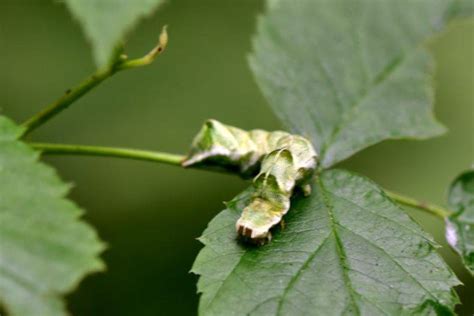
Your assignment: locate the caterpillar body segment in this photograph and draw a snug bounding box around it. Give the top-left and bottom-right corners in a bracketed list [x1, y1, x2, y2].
[182, 119, 318, 244]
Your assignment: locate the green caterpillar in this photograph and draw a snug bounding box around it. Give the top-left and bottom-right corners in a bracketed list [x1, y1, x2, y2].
[182, 119, 318, 244]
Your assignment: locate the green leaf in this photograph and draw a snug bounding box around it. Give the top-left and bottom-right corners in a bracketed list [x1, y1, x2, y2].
[446, 169, 474, 274]
[249, 0, 456, 168]
[64, 0, 164, 68]
[0, 116, 105, 316]
[192, 170, 460, 315]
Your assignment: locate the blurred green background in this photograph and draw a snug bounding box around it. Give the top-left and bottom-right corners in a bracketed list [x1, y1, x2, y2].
[1, 0, 473, 315]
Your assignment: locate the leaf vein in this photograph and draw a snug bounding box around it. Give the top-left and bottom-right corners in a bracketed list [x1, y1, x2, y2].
[338, 224, 439, 303]
[274, 232, 332, 316]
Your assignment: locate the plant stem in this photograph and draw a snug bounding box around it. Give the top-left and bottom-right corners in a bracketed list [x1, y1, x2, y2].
[385, 190, 452, 219]
[30, 143, 184, 167]
[22, 67, 116, 137]
[30, 141, 453, 219]
[21, 26, 169, 137]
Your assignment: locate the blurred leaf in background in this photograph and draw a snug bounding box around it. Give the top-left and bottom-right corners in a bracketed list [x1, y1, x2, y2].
[446, 169, 474, 275]
[250, 0, 449, 168]
[0, 117, 104, 316]
[0, 0, 473, 315]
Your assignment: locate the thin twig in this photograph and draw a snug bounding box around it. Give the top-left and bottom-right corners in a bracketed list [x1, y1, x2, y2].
[30, 143, 184, 167]
[21, 26, 169, 137]
[385, 190, 453, 219]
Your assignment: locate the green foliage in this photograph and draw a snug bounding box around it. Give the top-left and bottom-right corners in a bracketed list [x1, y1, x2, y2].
[0, 1, 166, 314]
[192, 170, 460, 315]
[0, 116, 105, 316]
[192, 0, 471, 314]
[64, 0, 164, 68]
[249, 0, 451, 168]
[0, 0, 471, 314]
[446, 169, 474, 274]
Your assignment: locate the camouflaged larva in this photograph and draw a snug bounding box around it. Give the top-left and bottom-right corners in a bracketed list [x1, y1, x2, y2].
[182, 119, 318, 244]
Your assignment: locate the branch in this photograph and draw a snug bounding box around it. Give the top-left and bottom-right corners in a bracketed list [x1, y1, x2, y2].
[30, 143, 184, 167]
[21, 67, 114, 137]
[385, 190, 453, 219]
[21, 26, 169, 137]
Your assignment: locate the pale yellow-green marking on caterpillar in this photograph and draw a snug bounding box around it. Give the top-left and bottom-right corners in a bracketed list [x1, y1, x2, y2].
[182, 119, 318, 244]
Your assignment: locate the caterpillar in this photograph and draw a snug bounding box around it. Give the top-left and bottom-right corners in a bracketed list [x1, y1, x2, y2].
[182, 119, 318, 244]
